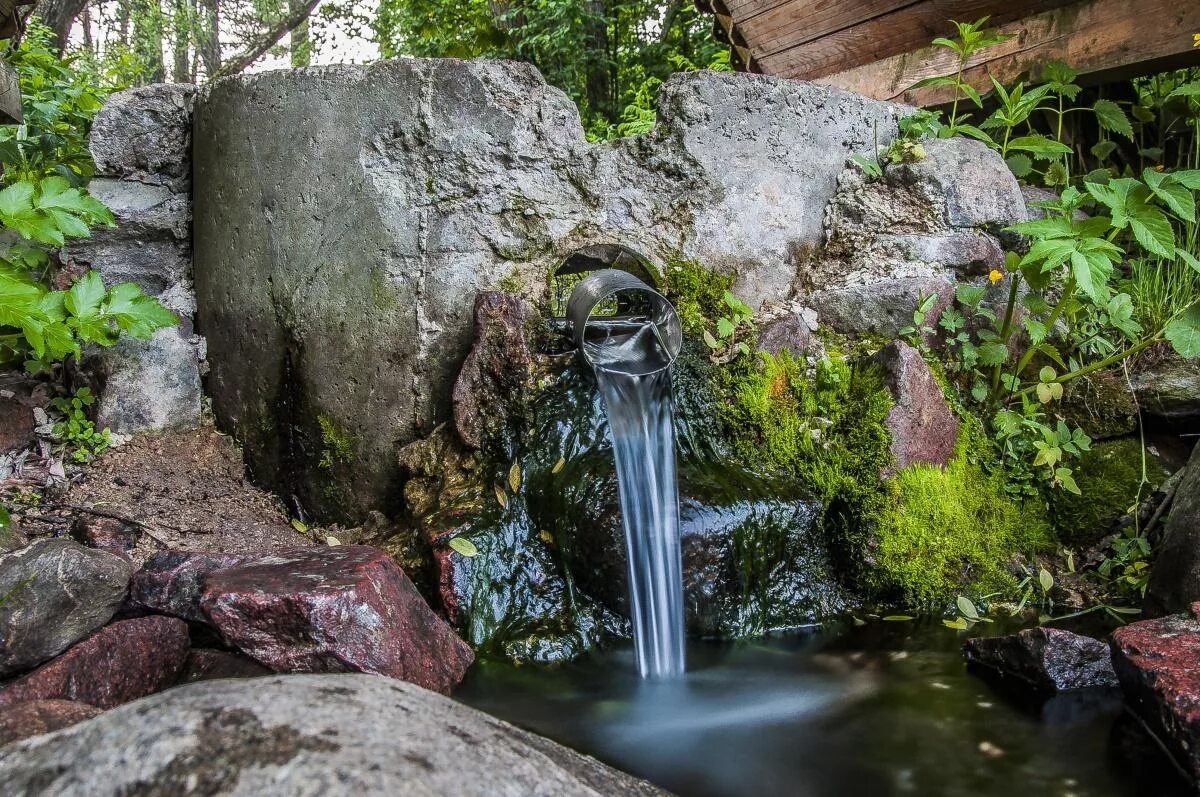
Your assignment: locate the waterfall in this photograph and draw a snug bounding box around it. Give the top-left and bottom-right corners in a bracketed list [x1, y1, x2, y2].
[587, 320, 685, 679]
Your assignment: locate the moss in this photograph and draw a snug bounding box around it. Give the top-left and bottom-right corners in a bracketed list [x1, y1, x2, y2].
[317, 414, 354, 471]
[873, 424, 1054, 607]
[663, 256, 736, 336]
[497, 269, 525, 294]
[368, 266, 399, 312]
[1049, 437, 1169, 546]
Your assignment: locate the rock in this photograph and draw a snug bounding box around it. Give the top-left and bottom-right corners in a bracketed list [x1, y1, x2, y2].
[1146, 442, 1200, 616]
[0, 523, 27, 554]
[885, 231, 1006, 273]
[757, 310, 818, 358]
[1130, 354, 1200, 424]
[0, 674, 669, 796]
[91, 326, 203, 434]
[68, 83, 202, 436]
[200, 546, 473, 692]
[129, 550, 254, 623]
[0, 375, 50, 454]
[0, 700, 102, 747]
[70, 516, 137, 557]
[809, 277, 955, 339]
[177, 648, 272, 683]
[964, 627, 1118, 695]
[889, 137, 1026, 229]
[1110, 605, 1200, 785]
[451, 292, 535, 450]
[0, 615, 189, 709]
[873, 340, 958, 475]
[193, 62, 905, 520]
[573, 462, 850, 638]
[0, 539, 132, 678]
[87, 84, 195, 188]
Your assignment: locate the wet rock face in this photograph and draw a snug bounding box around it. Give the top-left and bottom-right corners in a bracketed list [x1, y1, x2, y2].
[0, 539, 132, 678]
[0, 674, 670, 797]
[178, 648, 272, 684]
[193, 61, 905, 521]
[70, 83, 203, 435]
[129, 550, 253, 623]
[0, 700, 102, 747]
[1146, 442, 1200, 616]
[1130, 354, 1200, 425]
[1110, 605, 1200, 785]
[964, 627, 1118, 695]
[873, 340, 958, 475]
[0, 615, 189, 709]
[200, 546, 473, 693]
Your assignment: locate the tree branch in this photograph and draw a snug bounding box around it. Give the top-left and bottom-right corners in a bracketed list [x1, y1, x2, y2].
[210, 0, 321, 79]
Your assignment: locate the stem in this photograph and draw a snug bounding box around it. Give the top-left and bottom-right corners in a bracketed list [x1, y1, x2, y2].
[1011, 332, 1163, 401]
[1012, 275, 1076, 379]
[987, 274, 1023, 404]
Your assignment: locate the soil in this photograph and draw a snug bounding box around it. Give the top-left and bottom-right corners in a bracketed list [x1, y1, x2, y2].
[16, 427, 311, 565]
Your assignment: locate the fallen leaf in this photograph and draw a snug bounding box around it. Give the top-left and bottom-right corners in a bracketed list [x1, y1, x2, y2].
[551, 457, 565, 474]
[325, 535, 340, 546]
[449, 537, 479, 557]
[291, 518, 308, 533]
[508, 462, 521, 492]
[494, 485, 508, 509]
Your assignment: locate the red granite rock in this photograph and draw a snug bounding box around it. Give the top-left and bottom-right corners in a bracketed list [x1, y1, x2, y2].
[200, 546, 474, 693]
[873, 340, 958, 476]
[129, 550, 253, 622]
[177, 648, 272, 683]
[0, 699, 102, 746]
[70, 516, 138, 558]
[1110, 604, 1200, 785]
[0, 615, 190, 710]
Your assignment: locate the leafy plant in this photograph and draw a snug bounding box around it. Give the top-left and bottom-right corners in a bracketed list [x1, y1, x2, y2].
[50, 387, 112, 463]
[911, 18, 1014, 143]
[701, 290, 754, 363]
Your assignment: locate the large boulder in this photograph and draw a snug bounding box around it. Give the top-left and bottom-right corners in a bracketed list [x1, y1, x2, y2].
[68, 83, 203, 435]
[0, 674, 668, 796]
[192, 61, 905, 520]
[200, 546, 473, 692]
[129, 550, 254, 622]
[1146, 442, 1200, 616]
[0, 539, 132, 677]
[0, 615, 189, 709]
[964, 627, 1118, 695]
[1110, 605, 1200, 786]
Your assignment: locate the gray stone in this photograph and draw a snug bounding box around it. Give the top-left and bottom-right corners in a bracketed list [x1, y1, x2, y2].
[964, 627, 1118, 694]
[885, 231, 1005, 273]
[1146, 442, 1200, 616]
[192, 61, 905, 520]
[0, 539, 132, 677]
[1130, 354, 1200, 423]
[83, 178, 190, 240]
[88, 84, 195, 187]
[0, 673, 669, 796]
[809, 276, 954, 338]
[92, 326, 202, 434]
[757, 308, 819, 358]
[889, 137, 1026, 229]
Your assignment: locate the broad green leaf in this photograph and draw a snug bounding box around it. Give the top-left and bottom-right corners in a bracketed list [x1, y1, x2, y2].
[716, 317, 735, 338]
[956, 596, 980, 620]
[1127, 208, 1176, 258]
[1092, 99, 1132, 139]
[65, 271, 106, 319]
[1143, 169, 1195, 223]
[448, 537, 479, 557]
[943, 617, 969, 630]
[1179, 250, 1200, 274]
[1004, 153, 1033, 178]
[954, 284, 986, 307]
[1038, 568, 1054, 592]
[881, 615, 913, 622]
[1039, 366, 1056, 382]
[1090, 140, 1118, 161]
[702, 330, 719, 350]
[1165, 305, 1200, 358]
[978, 341, 1009, 366]
[0, 182, 35, 218]
[1168, 82, 1200, 99]
[1006, 134, 1072, 158]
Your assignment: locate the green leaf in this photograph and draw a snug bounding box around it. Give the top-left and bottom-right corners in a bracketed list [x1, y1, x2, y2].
[1090, 140, 1118, 161]
[716, 317, 735, 338]
[1092, 99, 1132, 139]
[1143, 169, 1195, 223]
[1038, 366, 1056, 382]
[65, 271, 106, 319]
[702, 330, 719, 350]
[1004, 153, 1033, 178]
[954, 284, 986, 307]
[448, 537, 479, 557]
[943, 617, 969, 630]
[978, 341, 1009, 366]
[1168, 81, 1200, 99]
[956, 596, 980, 620]
[0, 182, 35, 219]
[1127, 208, 1176, 258]
[1165, 305, 1200, 358]
[1006, 134, 1073, 158]
[881, 615, 913, 622]
[1038, 567, 1054, 592]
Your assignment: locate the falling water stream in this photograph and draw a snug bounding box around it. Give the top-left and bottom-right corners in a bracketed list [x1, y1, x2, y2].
[588, 321, 685, 678]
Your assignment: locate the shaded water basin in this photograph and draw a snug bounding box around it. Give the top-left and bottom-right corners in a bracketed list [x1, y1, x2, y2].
[455, 619, 1189, 797]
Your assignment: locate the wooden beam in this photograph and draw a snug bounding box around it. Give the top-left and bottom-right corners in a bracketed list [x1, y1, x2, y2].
[815, 0, 1200, 105]
[753, 0, 1077, 80]
[0, 61, 19, 125]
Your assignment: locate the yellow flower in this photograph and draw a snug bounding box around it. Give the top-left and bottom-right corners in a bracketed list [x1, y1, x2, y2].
[988, 269, 1004, 284]
[1194, 32, 1200, 47]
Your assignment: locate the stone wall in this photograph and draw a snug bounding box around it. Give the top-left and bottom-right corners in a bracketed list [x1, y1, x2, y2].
[191, 61, 909, 521]
[67, 84, 203, 434]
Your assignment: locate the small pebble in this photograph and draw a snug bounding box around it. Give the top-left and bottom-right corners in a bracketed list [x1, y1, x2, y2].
[978, 741, 1004, 758]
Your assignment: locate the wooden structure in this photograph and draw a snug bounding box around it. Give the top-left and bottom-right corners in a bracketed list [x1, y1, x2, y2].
[0, 0, 35, 123]
[701, 0, 1200, 106]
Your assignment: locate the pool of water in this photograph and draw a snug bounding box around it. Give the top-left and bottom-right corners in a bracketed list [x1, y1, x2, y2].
[455, 618, 1189, 797]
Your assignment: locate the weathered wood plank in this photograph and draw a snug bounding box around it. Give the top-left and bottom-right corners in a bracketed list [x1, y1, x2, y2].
[736, 0, 915, 61]
[755, 0, 1078, 79]
[814, 0, 1200, 105]
[0, 60, 20, 124]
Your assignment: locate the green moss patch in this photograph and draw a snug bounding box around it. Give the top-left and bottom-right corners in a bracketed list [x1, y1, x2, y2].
[664, 256, 736, 336]
[1049, 437, 1168, 547]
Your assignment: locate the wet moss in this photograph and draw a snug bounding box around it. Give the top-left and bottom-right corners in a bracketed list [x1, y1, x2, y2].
[317, 414, 354, 471]
[368, 266, 400, 312]
[662, 256, 736, 336]
[873, 424, 1053, 607]
[1049, 437, 1169, 546]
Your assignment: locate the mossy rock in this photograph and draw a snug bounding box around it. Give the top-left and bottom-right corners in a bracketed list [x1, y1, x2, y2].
[1049, 437, 1171, 547]
[1058, 370, 1137, 440]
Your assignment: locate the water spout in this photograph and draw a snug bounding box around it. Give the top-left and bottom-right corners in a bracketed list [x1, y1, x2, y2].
[567, 269, 685, 679]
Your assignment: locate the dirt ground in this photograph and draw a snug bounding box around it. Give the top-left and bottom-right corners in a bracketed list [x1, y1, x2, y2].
[17, 427, 311, 565]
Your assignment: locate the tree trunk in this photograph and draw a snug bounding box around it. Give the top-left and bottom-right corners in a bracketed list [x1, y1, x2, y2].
[30, 0, 89, 51]
[211, 0, 319, 79]
[196, 0, 219, 77]
[582, 0, 610, 122]
[288, 0, 310, 66]
[171, 0, 189, 82]
[132, 0, 165, 83]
